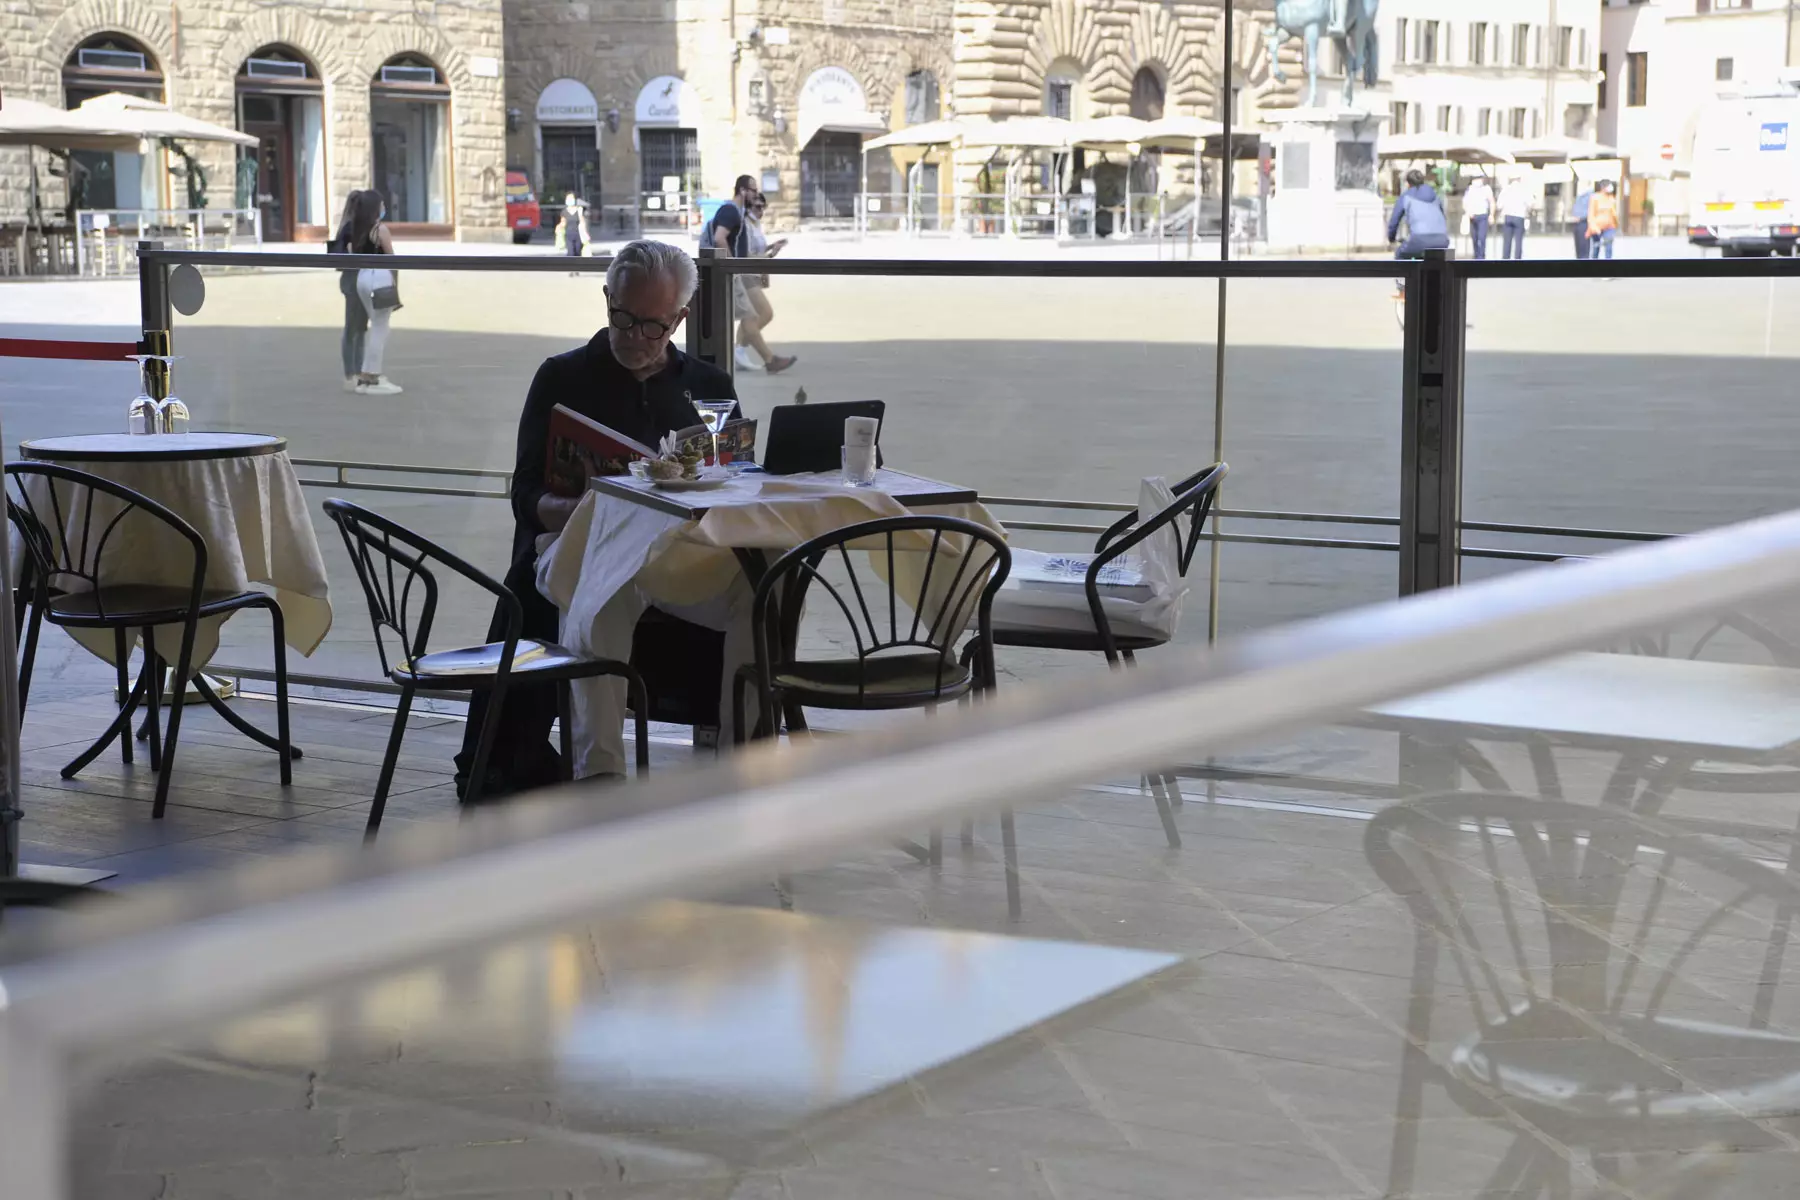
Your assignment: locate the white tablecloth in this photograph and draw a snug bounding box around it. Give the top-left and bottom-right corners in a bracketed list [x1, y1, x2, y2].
[17, 450, 332, 670]
[537, 473, 1000, 776]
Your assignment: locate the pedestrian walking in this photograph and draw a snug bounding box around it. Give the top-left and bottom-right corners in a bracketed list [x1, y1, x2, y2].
[340, 189, 403, 395]
[558, 194, 588, 258]
[733, 193, 789, 372]
[1588, 180, 1620, 260]
[1572, 182, 1594, 260]
[1497, 177, 1531, 260]
[328, 189, 368, 392]
[1462, 174, 1495, 260]
[711, 174, 795, 373]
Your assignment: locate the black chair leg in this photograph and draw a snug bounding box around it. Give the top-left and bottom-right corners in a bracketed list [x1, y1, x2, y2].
[151, 619, 200, 819]
[61, 666, 149, 780]
[463, 679, 507, 808]
[625, 668, 651, 774]
[142, 627, 163, 775]
[1001, 806, 1021, 921]
[112, 627, 132, 765]
[1147, 773, 1182, 849]
[557, 682, 575, 781]
[269, 602, 293, 787]
[366, 685, 415, 838]
[16, 602, 41, 717]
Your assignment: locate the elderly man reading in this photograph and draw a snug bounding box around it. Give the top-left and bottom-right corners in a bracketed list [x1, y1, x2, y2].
[455, 240, 738, 797]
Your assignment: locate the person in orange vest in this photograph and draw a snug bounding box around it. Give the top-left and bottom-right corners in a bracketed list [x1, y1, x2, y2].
[1587, 180, 1620, 260]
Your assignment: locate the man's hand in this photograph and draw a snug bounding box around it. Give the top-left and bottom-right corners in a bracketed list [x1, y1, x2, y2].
[537, 493, 580, 534]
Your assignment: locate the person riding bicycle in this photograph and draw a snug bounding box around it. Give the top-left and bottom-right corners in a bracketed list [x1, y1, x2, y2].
[1387, 169, 1451, 260]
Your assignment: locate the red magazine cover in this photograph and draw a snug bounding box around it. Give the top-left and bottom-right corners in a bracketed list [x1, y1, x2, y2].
[544, 405, 655, 496]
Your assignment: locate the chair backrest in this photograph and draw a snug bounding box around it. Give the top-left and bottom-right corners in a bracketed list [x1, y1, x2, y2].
[4, 461, 206, 622]
[751, 514, 1011, 704]
[322, 499, 518, 681]
[1366, 793, 1800, 1033]
[1092, 462, 1228, 581]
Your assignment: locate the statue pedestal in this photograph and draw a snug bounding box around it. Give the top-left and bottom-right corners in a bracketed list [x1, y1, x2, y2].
[1262, 107, 1389, 252]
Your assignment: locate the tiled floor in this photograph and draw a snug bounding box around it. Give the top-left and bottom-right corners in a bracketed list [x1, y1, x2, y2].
[21, 633, 1800, 1199]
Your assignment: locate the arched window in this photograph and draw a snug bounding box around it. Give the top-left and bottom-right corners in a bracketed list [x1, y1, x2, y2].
[1043, 58, 1086, 121]
[236, 46, 326, 238]
[1130, 66, 1166, 121]
[63, 34, 165, 212]
[904, 70, 940, 126]
[371, 54, 451, 226]
[63, 33, 163, 106]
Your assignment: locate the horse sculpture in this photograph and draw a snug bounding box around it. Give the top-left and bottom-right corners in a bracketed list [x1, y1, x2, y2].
[1266, 0, 1381, 109]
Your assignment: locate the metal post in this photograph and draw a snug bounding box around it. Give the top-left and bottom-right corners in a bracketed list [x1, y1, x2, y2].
[138, 243, 172, 398]
[0, 406, 18, 882]
[1208, 3, 1235, 644]
[1399, 248, 1466, 595]
[689, 245, 731, 370]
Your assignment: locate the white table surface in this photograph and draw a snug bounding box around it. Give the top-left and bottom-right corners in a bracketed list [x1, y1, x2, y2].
[1366, 651, 1800, 758]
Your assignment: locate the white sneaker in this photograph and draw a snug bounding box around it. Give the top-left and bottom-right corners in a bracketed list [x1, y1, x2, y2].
[343, 376, 359, 393]
[734, 345, 763, 372]
[356, 377, 404, 395]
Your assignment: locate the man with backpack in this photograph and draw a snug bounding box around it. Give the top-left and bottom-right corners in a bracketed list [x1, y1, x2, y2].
[705, 174, 796, 374]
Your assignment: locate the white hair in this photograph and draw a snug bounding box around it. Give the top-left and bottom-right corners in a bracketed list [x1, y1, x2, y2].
[604, 240, 698, 302]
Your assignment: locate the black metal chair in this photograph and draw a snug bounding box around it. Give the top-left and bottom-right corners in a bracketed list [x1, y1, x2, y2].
[6, 461, 295, 818]
[323, 499, 650, 835]
[730, 514, 1016, 915]
[1369, 794, 1800, 1197]
[990, 462, 1226, 664]
[980, 462, 1226, 848]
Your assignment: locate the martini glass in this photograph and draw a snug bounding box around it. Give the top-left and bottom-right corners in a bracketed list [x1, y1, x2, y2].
[696, 400, 736, 470]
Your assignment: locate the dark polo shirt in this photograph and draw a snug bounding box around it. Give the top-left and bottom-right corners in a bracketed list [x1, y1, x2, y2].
[508, 330, 738, 567]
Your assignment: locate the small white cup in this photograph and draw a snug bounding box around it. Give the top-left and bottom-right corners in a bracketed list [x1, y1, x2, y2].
[842, 444, 877, 487]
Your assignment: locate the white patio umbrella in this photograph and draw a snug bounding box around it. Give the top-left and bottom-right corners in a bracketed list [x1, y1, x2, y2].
[72, 93, 257, 148]
[1138, 114, 1225, 151]
[956, 117, 1074, 150]
[862, 119, 966, 152]
[1378, 131, 1516, 166]
[1504, 134, 1618, 166]
[0, 97, 138, 152]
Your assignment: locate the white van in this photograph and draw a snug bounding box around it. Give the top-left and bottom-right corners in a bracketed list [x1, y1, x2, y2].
[1688, 88, 1800, 257]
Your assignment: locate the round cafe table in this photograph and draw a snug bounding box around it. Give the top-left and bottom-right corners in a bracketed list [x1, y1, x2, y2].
[16, 431, 333, 760]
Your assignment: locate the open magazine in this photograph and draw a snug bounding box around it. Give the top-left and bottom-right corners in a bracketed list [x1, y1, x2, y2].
[545, 405, 759, 496]
[544, 406, 656, 496]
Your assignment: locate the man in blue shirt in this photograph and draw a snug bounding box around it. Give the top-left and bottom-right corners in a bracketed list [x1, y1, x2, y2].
[1387, 170, 1451, 258]
[1572, 185, 1594, 259]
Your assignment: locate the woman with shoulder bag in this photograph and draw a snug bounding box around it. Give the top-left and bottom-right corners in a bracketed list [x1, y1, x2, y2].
[345, 190, 403, 395]
[329, 190, 368, 392]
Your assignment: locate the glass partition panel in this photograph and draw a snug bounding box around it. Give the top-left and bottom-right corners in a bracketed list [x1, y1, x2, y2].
[60, 577, 1800, 1200]
[1464, 275, 1800, 559]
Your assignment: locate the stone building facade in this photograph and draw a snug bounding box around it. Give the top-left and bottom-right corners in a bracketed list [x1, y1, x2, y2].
[6, 0, 1289, 239]
[2, 0, 507, 240]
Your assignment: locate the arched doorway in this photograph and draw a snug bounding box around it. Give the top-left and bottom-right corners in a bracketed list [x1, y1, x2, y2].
[1128, 66, 1166, 207]
[371, 53, 451, 229]
[62, 33, 164, 212]
[535, 77, 602, 235]
[798, 67, 883, 223]
[634, 75, 701, 229]
[899, 70, 943, 227]
[236, 45, 326, 241]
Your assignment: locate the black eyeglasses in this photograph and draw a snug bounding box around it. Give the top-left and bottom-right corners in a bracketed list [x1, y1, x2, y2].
[608, 306, 678, 340]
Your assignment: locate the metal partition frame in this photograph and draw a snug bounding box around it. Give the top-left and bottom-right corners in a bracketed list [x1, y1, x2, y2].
[12, 501, 1800, 1197]
[127, 241, 1800, 699]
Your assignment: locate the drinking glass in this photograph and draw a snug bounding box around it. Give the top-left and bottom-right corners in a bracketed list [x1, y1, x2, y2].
[125, 354, 157, 434]
[696, 400, 736, 468]
[144, 356, 188, 433]
[842, 444, 877, 487]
